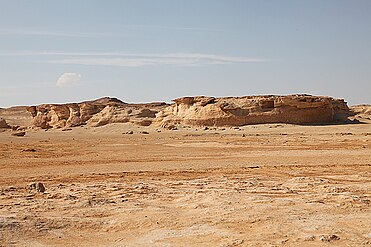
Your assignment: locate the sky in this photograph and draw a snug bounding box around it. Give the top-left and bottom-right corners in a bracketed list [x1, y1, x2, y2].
[0, 0, 370, 107]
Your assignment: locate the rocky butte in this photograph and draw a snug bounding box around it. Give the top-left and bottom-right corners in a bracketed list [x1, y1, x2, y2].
[158, 95, 350, 127]
[5, 94, 350, 130]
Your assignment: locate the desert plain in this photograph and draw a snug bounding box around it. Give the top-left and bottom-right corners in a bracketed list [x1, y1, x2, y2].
[0, 97, 370, 247]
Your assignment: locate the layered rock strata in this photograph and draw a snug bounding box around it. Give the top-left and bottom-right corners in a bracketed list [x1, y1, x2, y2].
[350, 104, 371, 120]
[18, 95, 351, 129]
[26, 97, 168, 129]
[157, 95, 350, 127]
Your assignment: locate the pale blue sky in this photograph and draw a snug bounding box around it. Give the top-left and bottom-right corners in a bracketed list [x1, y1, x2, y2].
[0, 0, 370, 107]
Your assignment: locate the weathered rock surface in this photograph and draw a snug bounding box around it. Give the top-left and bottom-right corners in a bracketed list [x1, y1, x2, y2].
[0, 117, 10, 128]
[26, 97, 169, 129]
[156, 95, 350, 127]
[0, 95, 351, 129]
[11, 131, 26, 137]
[351, 105, 371, 119]
[28, 182, 46, 193]
[26, 97, 124, 129]
[87, 103, 168, 127]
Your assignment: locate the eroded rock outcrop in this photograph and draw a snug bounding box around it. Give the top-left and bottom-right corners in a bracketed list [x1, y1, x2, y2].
[156, 95, 350, 127]
[27, 97, 168, 129]
[0, 117, 10, 128]
[23, 95, 350, 129]
[87, 103, 167, 127]
[350, 105, 371, 120]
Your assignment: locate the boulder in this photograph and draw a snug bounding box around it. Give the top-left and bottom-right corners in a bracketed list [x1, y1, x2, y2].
[12, 131, 26, 137]
[0, 117, 10, 128]
[28, 182, 46, 193]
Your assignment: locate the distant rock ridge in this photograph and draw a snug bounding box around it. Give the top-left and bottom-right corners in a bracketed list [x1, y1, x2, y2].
[0, 95, 351, 130]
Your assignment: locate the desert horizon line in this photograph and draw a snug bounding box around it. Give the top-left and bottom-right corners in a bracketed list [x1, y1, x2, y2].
[2, 94, 369, 109]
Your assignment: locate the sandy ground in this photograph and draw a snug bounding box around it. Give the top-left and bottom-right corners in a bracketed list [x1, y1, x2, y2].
[0, 122, 370, 246]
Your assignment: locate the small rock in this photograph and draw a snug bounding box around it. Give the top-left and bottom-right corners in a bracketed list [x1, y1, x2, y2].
[22, 148, 37, 152]
[320, 234, 340, 242]
[203, 127, 209, 131]
[341, 132, 353, 136]
[281, 239, 289, 244]
[124, 131, 134, 134]
[28, 182, 46, 193]
[12, 131, 26, 137]
[11, 125, 20, 131]
[61, 128, 73, 131]
[303, 235, 316, 241]
[140, 131, 149, 134]
[167, 125, 178, 130]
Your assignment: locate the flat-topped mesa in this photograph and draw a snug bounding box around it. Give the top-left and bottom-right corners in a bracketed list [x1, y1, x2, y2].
[157, 94, 350, 127]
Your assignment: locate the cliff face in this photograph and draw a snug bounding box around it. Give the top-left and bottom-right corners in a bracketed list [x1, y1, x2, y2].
[20, 95, 350, 129]
[87, 103, 168, 127]
[26, 97, 169, 129]
[26, 97, 122, 129]
[157, 95, 350, 127]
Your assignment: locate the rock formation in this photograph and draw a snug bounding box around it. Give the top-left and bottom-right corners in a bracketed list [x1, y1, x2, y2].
[26, 97, 169, 129]
[156, 95, 350, 127]
[0, 117, 10, 128]
[87, 103, 168, 127]
[0, 95, 349, 129]
[26, 97, 125, 129]
[350, 104, 371, 120]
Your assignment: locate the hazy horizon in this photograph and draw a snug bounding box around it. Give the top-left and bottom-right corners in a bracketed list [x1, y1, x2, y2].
[0, 93, 366, 109]
[1, 0, 371, 107]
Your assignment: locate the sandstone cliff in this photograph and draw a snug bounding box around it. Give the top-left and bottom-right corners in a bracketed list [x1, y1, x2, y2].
[87, 102, 168, 127]
[156, 95, 350, 127]
[26, 97, 168, 129]
[0, 95, 351, 130]
[26, 97, 124, 129]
